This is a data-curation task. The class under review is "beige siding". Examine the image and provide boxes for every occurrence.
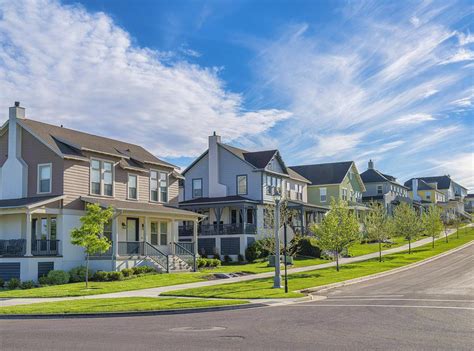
[22,129,63,197]
[168,176,179,206]
[0,131,7,166]
[63,159,90,210]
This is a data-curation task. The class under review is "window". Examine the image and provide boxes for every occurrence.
[159,172,168,202]
[247,208,254,224]
[320,188,327,202]
[150,171,158,202]
[128,174,138,199]
[237,175,247,195]
[286,181,291,198]
[160,222,168,246]
[90,159,113,196]
[103,221,112,242]
[150,222,158,245]
[192,179,202,198]
[37,164,52,194]
[426,191,431,200]
[377,185,383,195]
[342,188,348,201]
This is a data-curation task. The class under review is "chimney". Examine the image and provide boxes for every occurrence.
[0,102,28,199]
[412,179,421,201]
[368,159,374,170]
[208,132,226,197]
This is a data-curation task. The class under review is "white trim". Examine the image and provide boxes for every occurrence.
[16,120,64,158]
[149,169,159,203]
[37,163,52,194]
[159,171,169,204]
[89,157,115,198]
[320,187,327,203]
[127,173,139,200]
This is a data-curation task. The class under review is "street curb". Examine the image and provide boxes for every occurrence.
[0,302,267,320]
[300,239,474,295]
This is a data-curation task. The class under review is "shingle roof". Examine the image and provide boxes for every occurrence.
[360,169,406,188]
[180,195,259,205]
[289,162,353,185]
[19,119,176,168]
[404,179,436,191]
[219,144,278,169]
[0,195,64,209]
[415,176,451,190]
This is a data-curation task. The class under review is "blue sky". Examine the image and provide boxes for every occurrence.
[1,0,473,189]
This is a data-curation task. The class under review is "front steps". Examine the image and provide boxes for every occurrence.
[143,254,194,272]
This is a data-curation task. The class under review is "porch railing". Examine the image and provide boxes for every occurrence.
[174,242,196,272]
[118,241,144,256]
[178,224,194,237]
[199,223,257,236]
[0,239,26,257]
[144,242,169,272]
[32,240,60,256]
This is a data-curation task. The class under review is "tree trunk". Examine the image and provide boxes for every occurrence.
[336,250,339,272]
[378,241,382,262]
[432,236,435,248]
[85,254,89,289]
[408,239,411,254]
[445,228,448,243]
[457,225,459,239]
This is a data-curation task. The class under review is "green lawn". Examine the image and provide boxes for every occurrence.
[0,297,248,315]
[162,228,474,300]
[0,272,208,298]
[349,236,406,257]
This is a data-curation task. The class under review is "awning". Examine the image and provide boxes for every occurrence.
[81,196,204,219]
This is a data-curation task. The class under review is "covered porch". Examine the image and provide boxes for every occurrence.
[286,200,329,236]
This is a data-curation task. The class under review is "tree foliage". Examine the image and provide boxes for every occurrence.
[363,201,394,262]
[422,205,443,248]
[71,203,114,287]
[310,199,360,271]
[393,202,422,254]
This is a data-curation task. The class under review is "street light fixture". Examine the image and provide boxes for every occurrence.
[273,187,282,289]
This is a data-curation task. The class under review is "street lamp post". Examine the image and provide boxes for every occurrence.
[273,190,282,289]
[283,222,288,293]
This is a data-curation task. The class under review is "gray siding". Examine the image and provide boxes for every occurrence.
[0,131,7,166]
[183,153,209,201]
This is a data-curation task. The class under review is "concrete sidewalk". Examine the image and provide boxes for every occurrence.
[0,226,469,308]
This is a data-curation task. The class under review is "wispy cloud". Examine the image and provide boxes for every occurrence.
[428,153,474,191]
[0,0,289,159]
[393,113,435,125]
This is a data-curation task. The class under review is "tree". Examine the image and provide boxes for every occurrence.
[363,201,394,262]
[311,199,360,271]
[71,203,114,287]
[393,202,422,254]
[422,205,443,248]
[452,211,462,239]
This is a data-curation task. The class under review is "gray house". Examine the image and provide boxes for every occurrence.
[179,133,326,258]
[360,160,410,214]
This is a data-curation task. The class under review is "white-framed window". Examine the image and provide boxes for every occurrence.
[237,175,247,195]
[320,187,327,202]
[128,174,138,200]
[160,222,168,246]
[192,178,203,198]
[342,188,348,201]
[426,191,431,200]
[150,221,158,245]
[159,172,168,202]
[286,181,291,198]
[90,159,114,196]
[150,171,158,202]
[377,185,383,195]
[37,163,52,194]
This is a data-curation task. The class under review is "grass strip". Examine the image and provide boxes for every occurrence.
[162,228,474,299]
[0,297,248,315]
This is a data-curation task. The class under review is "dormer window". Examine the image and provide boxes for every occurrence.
[37,164,52,194]
[90,159,114,196]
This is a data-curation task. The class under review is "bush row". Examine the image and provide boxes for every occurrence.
[197,258,221,268]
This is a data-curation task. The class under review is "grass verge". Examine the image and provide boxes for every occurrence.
[0,272,208,298]
[0,297,248,315]
[162,228,474,299]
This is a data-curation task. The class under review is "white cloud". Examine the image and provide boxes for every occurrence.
[294,132,364,160]
[393,113,435,125]
[440,48,474,65]
[428,153,474,191]
[457,31,474,46]
[0,0,289,158]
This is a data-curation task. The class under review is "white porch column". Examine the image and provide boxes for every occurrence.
[171,219,177,255]
[112,215,119,258]
[25,211,32,256]
[193,219,198,256]
[143,216,149,243]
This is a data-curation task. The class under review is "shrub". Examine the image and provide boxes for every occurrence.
[288,236,321,258]
[121,268,133,277]
[0,278,4,288]
[20,280,35,289]
[213,254,220,260]
[132,266,156,275]
[92,271,109,282]
[237,254,245,263]
[6,278,21,290]
[47,270,70,285]
[69,266,92,283]
[210,258,221,267]
[107,271,124,281]
[38,276,50,286]
[197,258,207,268]
[223,255,232,263]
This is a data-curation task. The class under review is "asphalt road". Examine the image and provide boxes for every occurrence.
[1,243,473,351]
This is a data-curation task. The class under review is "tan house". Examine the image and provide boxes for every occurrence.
[0,102,201,282]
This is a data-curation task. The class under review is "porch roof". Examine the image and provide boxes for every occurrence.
[286,200,329,212]
[81,196,204,219]
[179,196,259,208]
[0,195,65,210]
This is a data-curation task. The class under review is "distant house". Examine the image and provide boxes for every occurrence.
[464,194,474,214]
[404,176,470,220]
[179,133,327,258]
[289,161,368,219]
[360,160,410,214]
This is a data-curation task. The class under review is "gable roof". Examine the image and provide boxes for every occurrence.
[414,176,452,190]
[404,178,438,191]
[360,169,408,189]
[16,119,176,169]
[289,161,354,185]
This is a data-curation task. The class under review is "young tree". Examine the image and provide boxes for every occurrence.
[71,203,114,287]
[363,201,394,262]
[393,202,422,254]
[311,199,360,271]
[452,211,462,239]
[422,205,443,248]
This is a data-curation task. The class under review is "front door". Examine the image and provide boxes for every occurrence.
[127,218,139,242]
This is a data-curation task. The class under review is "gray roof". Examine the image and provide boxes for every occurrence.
[289,161,354,185]
[0,195,64,209]
[180,195,259,206]
[19,119,176,169]
[404,179,436,191]
[360,169,407,188]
